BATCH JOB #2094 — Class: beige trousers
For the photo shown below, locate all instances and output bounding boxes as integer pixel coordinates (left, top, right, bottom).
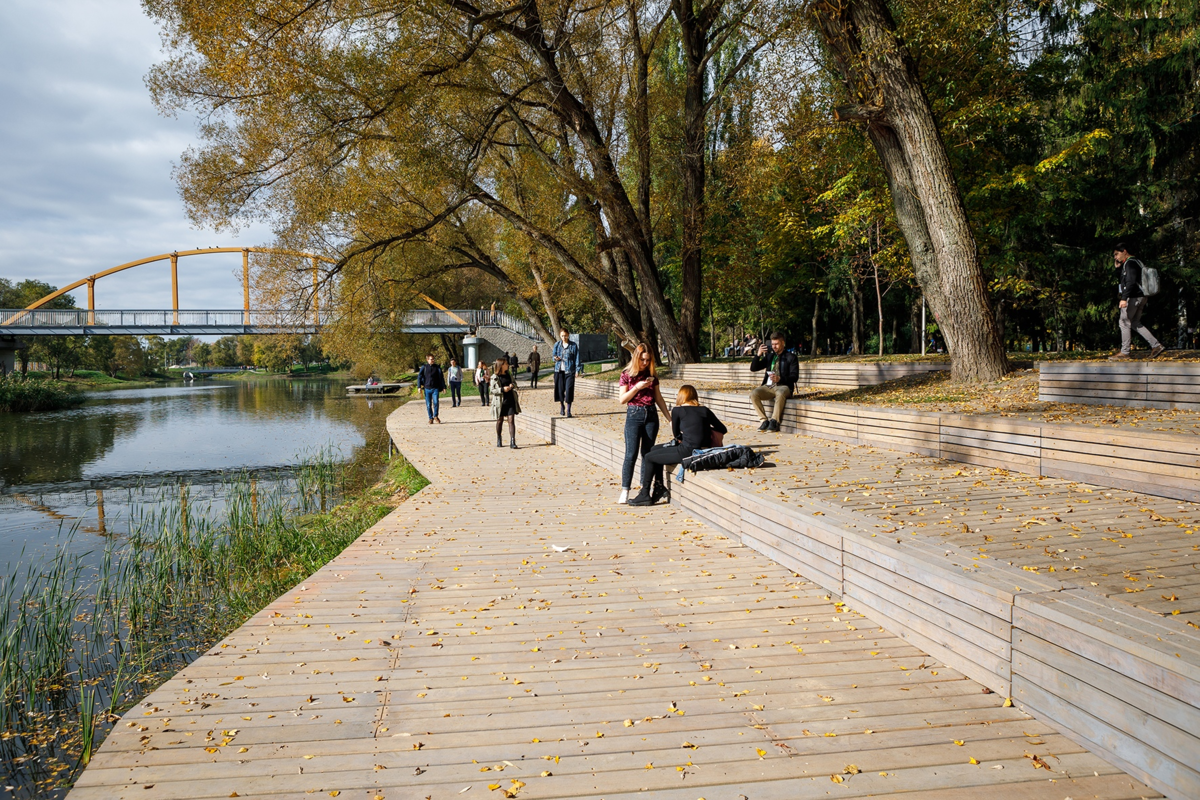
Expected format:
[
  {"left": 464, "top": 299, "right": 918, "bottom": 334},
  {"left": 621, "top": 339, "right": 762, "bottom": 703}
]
[{"left": 750, "top": 384, "right": 792, "bottom": 423}]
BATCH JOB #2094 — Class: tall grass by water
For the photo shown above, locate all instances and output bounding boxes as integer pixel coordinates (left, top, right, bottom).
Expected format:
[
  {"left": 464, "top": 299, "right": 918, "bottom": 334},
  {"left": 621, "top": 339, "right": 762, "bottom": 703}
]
[
  {"left": 0, "top": 373, "right": 85, "bottom": 413},
  {"left": 0, "top": 450, "right": 428, "bottom": 797}
]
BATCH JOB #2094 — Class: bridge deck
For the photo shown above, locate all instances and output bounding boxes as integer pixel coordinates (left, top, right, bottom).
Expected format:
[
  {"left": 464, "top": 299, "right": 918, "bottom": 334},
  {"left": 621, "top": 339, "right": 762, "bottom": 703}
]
[{"left": 70, "top": 397, "right": 1157, "bottom": 799}]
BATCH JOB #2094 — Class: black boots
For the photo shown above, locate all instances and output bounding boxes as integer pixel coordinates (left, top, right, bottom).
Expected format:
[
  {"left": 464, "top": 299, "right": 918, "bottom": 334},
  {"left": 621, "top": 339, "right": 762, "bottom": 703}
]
[
  {"left": 510, "top": 437, "right": 518, "bottom": 449},
  {"left": 496, "top": 435, "right": 504, "bottom": 447}
]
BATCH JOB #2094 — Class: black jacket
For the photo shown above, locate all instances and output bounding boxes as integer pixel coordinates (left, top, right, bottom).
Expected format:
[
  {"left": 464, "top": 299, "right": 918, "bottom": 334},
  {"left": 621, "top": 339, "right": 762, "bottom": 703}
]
[
  {"left": 417, "top": 363, "right": 446, "bottom": 391},
  {"left": 1118, "top": 258, "right": 1145, "bottom": 301},
  {"left": 749, "top": 349, "right": 799, "bottom": 390}
]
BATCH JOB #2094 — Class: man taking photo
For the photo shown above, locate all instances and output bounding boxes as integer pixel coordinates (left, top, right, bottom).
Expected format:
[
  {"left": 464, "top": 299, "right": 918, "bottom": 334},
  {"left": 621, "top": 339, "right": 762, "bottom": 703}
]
[{"left": 749, "top": 331, "right": 799, "bottom": 432}]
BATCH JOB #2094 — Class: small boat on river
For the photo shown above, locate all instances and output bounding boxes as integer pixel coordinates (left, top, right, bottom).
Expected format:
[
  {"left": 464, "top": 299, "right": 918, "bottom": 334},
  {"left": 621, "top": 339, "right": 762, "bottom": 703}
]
[{"left": 346, "top": 381, "right": 410, "bottom": 396}]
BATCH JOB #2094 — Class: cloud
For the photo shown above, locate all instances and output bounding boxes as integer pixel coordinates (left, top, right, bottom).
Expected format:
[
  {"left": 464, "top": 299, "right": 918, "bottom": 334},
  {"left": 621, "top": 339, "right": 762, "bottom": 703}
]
[{"left": 0, "top": 0, "right": 273, "bottom": 310}]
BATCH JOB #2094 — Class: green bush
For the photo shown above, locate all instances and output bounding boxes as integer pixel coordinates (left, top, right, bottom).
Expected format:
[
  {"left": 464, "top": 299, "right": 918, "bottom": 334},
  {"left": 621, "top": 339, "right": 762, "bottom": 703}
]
[{"left": 0, "top": 374, "right": 85, "bottom": 413}]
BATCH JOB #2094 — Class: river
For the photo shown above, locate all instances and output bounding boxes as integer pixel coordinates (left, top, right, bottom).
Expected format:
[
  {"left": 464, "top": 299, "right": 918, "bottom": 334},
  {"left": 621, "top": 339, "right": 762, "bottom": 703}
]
[{"left": 0, "top": 378, "right": 404, "bottom": 570}]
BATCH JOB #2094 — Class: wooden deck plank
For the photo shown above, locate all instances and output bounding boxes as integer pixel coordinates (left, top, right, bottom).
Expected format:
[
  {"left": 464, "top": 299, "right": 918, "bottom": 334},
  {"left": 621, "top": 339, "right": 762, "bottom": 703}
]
[{"left": 71, "top": 395, "right": 1157, "bottom": 799}]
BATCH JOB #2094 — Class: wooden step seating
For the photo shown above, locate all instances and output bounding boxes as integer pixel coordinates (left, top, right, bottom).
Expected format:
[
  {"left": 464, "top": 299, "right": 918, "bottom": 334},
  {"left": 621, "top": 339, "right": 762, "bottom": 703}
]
[
  {"left": 576, "top": 377, "right": 1200, "bottom": 503},
  {"left": 1040, "top": 361, "right": 1200, "bottom": 410},
  {"left": 672, "top": 361, "right": 948, "bottom": 388},
  {"left": 516, "top": 408, "right": 1200, "bottom": 800},
  {"left": 69, "top": 399, "right": 1158, "bottom": 799}
]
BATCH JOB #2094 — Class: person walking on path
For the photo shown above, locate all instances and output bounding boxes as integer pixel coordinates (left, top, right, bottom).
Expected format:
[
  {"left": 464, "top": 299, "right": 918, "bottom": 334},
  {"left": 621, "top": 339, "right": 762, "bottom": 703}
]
[
  {"left": 630, "top": 385, "right": 727, "bottom": 506},
  {"left": 475, "top": 361, "right": 491, "bottom": 406},
  {"left": 490, "top": 358, "right": 521, "bottom": 449},
  {"left": 553, "top": 328, "right": 581, "bottom": 417},
  {"left": 417, "top": 354, "right": 446, "bottom": 424},
  {"left": 1109, "top": 243, "right": 1166, "bottom": 361},
  {"left": 527, "top": 345, "right": 541, "bottom": 388},
  {"left": 617, "top": 343, "right": 671, "bottom": 505},
  {"left": 749, "top": 331, "right": 799, "bottom": 432},
  {"left": 447, "top": 359, "right": 463, "bottom": 407}
]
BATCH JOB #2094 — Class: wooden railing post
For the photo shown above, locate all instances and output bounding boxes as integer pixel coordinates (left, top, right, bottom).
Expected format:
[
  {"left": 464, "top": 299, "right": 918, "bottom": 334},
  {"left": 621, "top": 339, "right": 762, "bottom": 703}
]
[{"left": 87, "top": 279, "right": 95, "bottom": 326}]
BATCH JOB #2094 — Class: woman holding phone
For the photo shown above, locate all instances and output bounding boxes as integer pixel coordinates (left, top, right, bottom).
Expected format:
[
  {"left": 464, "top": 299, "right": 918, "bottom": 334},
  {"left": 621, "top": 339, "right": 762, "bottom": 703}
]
[{"left": 616, "top": 343, "right": 671, "bottom": 504}]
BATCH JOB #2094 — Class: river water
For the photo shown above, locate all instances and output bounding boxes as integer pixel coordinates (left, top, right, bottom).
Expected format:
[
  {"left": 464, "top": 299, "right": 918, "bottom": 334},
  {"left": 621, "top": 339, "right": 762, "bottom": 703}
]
[{"left": 0, "top": 378, "right": 404, "bottom": 570}]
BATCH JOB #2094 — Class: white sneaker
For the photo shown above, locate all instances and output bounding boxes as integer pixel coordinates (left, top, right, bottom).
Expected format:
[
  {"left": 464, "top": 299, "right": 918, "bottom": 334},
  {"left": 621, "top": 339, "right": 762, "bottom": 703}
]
[{"left": 618, "top": 489, "right": 629, "bottom": 505}]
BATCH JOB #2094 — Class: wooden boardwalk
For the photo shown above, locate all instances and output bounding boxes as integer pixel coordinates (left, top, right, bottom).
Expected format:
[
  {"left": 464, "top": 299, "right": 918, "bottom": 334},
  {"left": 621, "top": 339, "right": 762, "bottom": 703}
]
[{"left": 71, "top": 397, "right": 1159, "bottom": 799}]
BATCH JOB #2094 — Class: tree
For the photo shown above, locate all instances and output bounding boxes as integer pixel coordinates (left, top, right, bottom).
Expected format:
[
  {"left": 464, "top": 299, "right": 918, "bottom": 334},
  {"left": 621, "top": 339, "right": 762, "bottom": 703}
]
[
  {"left": 144, "top": 0, "right": 794, "bottom": 363},
  {"left": 808, "top": 0, "right": 1009, "bottom": 380}
]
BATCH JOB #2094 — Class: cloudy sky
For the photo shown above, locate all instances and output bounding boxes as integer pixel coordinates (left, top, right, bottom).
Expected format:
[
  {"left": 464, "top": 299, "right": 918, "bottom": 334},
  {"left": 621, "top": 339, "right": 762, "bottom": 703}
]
[{"left": 0, "top": 0, "right": 272, "bottom": 310}]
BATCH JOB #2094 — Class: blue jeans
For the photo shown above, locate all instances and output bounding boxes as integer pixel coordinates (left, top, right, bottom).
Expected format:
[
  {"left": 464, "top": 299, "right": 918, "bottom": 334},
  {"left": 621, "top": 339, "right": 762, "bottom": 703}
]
[
  {"left": 621, "top": 405, "right": 659, "bottom": 489},
  {"left": 424, "top": 388, "right": 440, "bottom": 419}
]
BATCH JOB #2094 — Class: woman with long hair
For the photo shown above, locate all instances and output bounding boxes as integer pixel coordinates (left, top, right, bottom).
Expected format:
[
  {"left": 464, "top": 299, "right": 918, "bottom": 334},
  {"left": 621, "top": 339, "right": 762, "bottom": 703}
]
[
  {"left": 630, "top": 385, "right": 726, "bottom": 506},
  {"left": 616, "top": 343, "right": 671, "bottom": 504},
  {"left": 490, "top": 358, "right": 520, "bottom": 448}
]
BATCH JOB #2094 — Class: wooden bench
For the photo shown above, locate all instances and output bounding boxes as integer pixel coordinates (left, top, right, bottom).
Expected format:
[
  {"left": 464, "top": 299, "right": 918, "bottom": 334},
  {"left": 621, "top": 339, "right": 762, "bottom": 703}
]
[
  {"left": 1040, "top": 361, "right": 1200, "bottom": 410},
  {"left": 672, "top": 361, "right": 949, "bottom": 388},
  {"left": 576, "top": 377, "right": 1200, "bottom": 503},
  {"left": 519, "top": 408, "right": 1200, "bottom": 800}
]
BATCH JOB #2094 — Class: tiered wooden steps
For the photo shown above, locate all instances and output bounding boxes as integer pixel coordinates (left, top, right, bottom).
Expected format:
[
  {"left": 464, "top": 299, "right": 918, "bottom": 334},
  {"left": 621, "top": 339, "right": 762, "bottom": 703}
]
[
  {"left": 1040, "top": 361, "right": 1200, "bottom": 410},
  {"left": 68, "top": 399, "right": 1160, "bottom": 800},
  {"left": 517, "top": 406, "right": 1199, "bottom": 800},
  {"left": 577, "top": 377, "right": 1200, "bottom": 502},
  {"left": 672, "top": 361, "right": 948, "bottom": 388}
]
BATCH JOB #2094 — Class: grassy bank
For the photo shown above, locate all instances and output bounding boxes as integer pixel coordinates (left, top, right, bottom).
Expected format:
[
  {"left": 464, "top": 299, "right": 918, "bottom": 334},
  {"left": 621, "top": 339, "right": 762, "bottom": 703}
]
[
  {"left": 0, "top": 374, "right": 85, "bottom": 412},
  {"left": 0, "top": 447, "right": 427, "bottom": 797}
]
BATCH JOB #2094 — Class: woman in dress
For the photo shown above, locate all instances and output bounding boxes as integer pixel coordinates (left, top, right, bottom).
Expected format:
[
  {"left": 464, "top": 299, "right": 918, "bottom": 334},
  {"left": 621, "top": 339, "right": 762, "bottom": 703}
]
[
  {"left": 630, "top": 385, "right": 726, "bottom": 506},
  {"left": 616, "top": 343, "right": 671, "bottom": 504},
  {"left": 490, "top": 358, "right": 520, "bottom": 449}
]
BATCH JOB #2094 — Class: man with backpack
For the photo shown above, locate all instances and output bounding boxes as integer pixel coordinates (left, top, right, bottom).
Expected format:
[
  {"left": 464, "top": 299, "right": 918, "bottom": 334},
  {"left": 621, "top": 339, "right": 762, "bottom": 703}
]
[{"left": 1109, "top": 243, "right": 1165, "bottom": 361}]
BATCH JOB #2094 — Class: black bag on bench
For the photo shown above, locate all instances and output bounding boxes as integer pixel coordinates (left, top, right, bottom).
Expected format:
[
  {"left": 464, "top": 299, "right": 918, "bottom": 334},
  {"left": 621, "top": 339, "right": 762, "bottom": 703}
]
[{"left": 681, "top": 444, "right": 765, "bottom": 473}]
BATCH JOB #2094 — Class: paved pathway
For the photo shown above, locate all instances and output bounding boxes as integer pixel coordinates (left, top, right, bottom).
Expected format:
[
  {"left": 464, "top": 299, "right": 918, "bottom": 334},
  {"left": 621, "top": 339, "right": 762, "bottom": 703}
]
[{"left": 71, "top": 397, "right": 1159, "bottom": 798}]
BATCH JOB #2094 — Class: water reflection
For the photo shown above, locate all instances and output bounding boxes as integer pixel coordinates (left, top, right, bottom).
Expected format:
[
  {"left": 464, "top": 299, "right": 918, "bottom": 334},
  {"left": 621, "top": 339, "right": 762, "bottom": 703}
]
[{"left": 0, "top": 379, "right": 403, "bottom": 567}]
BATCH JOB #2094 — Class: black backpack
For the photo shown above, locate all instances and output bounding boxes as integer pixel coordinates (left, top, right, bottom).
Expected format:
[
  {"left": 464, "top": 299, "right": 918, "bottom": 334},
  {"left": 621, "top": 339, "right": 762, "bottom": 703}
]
[{"left": 681, "top": 445, "right": 765, "bottom": 473}]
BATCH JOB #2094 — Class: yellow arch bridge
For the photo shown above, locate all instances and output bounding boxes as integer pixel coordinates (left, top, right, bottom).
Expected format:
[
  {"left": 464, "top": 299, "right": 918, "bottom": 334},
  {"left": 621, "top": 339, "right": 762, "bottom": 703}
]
[{"left": 0, "top": 247, "right": 540, "bottom": 339}]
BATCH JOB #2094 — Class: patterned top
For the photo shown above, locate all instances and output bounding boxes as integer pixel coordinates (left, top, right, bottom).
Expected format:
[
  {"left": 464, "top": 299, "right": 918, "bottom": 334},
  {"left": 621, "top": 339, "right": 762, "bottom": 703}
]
[{"left": 619, "top": 370, "right": 658, "bottom": 407}]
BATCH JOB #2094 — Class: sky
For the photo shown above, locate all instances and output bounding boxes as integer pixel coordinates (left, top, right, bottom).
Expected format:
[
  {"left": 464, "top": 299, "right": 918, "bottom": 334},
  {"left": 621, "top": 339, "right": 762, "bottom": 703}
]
[{"left": 0, "top": 0, "right": 272, "bottom": 310}]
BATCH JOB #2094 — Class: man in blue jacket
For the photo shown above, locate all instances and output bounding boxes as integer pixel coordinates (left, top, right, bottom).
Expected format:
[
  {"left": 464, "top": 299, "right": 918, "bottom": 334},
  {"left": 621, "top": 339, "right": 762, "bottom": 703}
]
[
  {"left": 1109, "top": 244, "right": 1164, "bottom": 361},
  {"left": 417, "top": 353, "right": 446, "bottom": 424},
  {"left": 552, "top": 329, "right": 581, "bottom": 417}
]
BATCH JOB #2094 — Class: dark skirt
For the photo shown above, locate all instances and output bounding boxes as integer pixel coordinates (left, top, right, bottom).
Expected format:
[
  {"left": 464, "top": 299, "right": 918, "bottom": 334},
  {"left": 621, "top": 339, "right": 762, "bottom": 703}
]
[{"left": 554, "top": 370, "right": 576, "bottom": 404}]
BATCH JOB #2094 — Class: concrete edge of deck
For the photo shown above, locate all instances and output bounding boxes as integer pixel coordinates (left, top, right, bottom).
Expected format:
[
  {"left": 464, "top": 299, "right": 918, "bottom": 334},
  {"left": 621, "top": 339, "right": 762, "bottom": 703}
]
[
  {"left": 509, "top": 405, "right": 1200, "bottom": 800},
  {"left": 574, "top": 376, "right": 1200, "bottom": 503}
]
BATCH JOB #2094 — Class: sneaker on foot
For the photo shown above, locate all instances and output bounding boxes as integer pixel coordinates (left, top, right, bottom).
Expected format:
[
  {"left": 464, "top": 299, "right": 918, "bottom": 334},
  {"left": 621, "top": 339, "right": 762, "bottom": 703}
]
[
  {"left": 757, "top": 420, "right": 770, "bottom": 432},
  {"left": 768, "top": 420, "right": 780, "bottom": 433},
  {"left": 1150, "top": 344, "right": 1166, "bottom": 358},
  {"left": 1107, "top": 352, "right": 1131, "bottom": 361},
  {"left": 617, "top": 489, "right": 629, "bottom": 505}
]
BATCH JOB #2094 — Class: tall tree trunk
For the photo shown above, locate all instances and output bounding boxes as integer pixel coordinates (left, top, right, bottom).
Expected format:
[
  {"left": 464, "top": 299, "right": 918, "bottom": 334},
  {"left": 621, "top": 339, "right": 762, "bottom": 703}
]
[
  {"left": 872, "top": 225, "right": 884, "bottom": 356},
  {"left": 676, "top": 0, "right": 706, "bottom": 354},
  {"left": 810, "top": 0, "right": 1008, "bottom": 381},
  {"left": 811, "top": 293, "right": 821, "bottom": 355},
  {"left": 529, "top": 263, "right": 562, "bottom": 345},
  {"left": 850, "top": 272, "right": 862, "bottom": 355}
]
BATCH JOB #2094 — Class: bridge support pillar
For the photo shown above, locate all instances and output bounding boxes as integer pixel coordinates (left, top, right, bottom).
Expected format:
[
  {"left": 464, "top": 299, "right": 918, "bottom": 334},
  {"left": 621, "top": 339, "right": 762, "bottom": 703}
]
[
  {"left": 0, "top": 336, "right": 20, "bottom": 376},
  {"left": 462, "top": 337, "right": 479, "bottom": 370}
]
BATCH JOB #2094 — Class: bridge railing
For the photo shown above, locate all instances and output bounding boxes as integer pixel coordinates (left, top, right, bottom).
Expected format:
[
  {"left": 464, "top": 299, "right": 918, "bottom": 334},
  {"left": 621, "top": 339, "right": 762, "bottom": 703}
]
[
  {"left": 2, "top": 307, "right": 545, "bottom": 339},
  {"left": 0, "top": 309, "right": 322, "bottom": 328}
]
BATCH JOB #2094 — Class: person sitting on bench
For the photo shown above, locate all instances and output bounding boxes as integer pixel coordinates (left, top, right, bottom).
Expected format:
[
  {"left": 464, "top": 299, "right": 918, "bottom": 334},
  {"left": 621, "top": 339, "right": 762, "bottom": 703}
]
[
  {"left": 630, "top": 385, "right": 726, "bottom": 506},
  {"left": 749, "top": 330, "right": 798, "bottom": 433}
]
